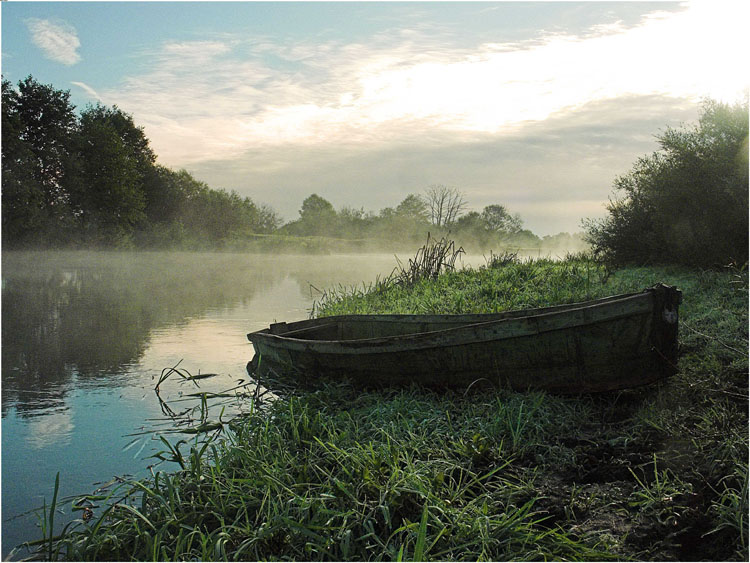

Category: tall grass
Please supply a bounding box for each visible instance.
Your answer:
[31,386,619,561]
[391,233,465,285]
[316,252,611,316]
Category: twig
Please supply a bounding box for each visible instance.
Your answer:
[682,321,746,355]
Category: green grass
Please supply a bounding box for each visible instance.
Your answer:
[28,255,748,561]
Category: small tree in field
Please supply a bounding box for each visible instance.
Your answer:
[585,99,748,268]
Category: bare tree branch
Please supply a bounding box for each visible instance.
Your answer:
[422,185,467,228]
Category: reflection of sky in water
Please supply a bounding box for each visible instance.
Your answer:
[1,252,501,558]
[142,276,313,376]
[24,409,75,449]
[1,252,404,558]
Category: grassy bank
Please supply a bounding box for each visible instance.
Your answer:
[28,255,747,561]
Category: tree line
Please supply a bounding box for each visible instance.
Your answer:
[2,76,279,248]
[3,76,567,251]
[279,187,546,249]
[4,76,744,263]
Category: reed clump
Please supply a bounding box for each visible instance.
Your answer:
[391,233,465,286]
[27,255,748,561]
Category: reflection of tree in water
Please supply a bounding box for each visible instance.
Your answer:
[1,251,284,416]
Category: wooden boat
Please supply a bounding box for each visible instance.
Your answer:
[247,284,682,393]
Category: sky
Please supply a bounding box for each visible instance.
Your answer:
[1,1,747,235]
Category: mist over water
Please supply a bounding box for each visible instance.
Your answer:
[0,248,572,556]
[0,251,395,557]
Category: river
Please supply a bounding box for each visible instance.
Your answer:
[3,250,449,557]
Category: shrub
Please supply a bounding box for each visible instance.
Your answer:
[585,99,748,268]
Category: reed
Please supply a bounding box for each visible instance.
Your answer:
[391,233,465,286]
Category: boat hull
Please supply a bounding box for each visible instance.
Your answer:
[247,284,681,393]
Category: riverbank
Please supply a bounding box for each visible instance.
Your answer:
[24,256,747,561]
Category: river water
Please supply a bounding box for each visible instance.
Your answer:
[2,250,444,557]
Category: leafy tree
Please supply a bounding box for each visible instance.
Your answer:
[2,77,78,243]
[585,99,748,267]
[130,165,278,246]
[71,105,148,241]
[300,193,335,220]
[453,210,490,246]
[368,194,430,241]
[378,207,396,220]
[256,203,282,234]
[453,206,532,249]
[14,77,78,211]
[2,79,44,242]
[395,194,429,222]
[453,211,484,233]
[294,193,337,236]
[141,166,194,225]
[481,204,523,234]
[2,75,282,248]
[337,206,374,238]
[171,175,265,244]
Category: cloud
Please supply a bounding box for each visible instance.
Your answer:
[103,1,747,169]
[72,81,101,102]
[92,2,745,234]
[26,18,81,65]
[187,95,699,235]
[26,409,74,449]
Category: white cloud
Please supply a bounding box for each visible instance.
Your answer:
[104,1,747,169]
[26,410,74,449]
[86,2,745,234]
[186,95,699,234]
[72,81,101,102]
[26,18,81,66]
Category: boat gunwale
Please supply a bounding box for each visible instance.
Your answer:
[248,290,656,354]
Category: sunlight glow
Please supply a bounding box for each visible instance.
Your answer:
[100,2,747,165]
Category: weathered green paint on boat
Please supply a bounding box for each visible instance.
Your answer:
[247,284,682,393]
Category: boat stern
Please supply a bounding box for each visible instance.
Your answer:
[647,283,682,375]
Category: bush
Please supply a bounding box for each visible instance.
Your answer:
[585,99,748,268]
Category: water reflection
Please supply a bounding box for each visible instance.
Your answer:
[1,252,286,416]
[1,250,402,558]
[24,409,75,449]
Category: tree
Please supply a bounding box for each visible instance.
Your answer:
[454,211,483,231]
[256,203,281,234]
[395,194,428,222]
[2,77,78,243]
[422,185,467,228]
[337,206,375,238]
[14,77,78,211]
[453,211,489,245]
[585,99,748,267]
[2,75,283,248]
[367,194,430,242]
[71,106,148,241]
[481,204,523,234]
[140,166,191,225]
[378,207,396,220]
[296,194,337,235]
[300,193,335,220]
[2,79,44,242]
